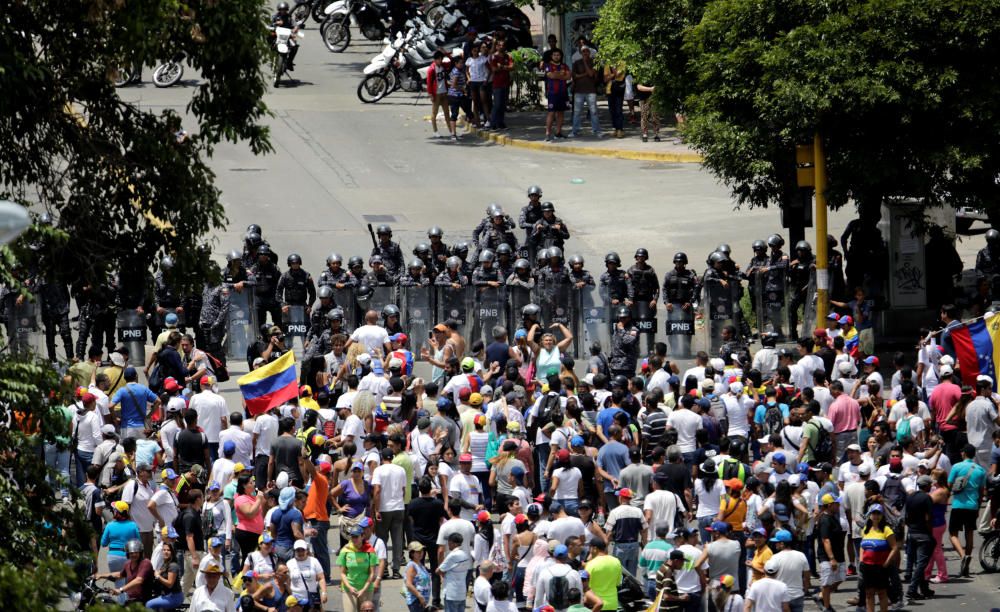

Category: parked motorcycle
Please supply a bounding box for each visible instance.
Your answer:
[423,0,531,48]
[270,26,304,87]
[357,30,428,103]
[320,0,388,52]
[152,52,186,88]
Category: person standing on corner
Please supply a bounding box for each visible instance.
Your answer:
[489,39,513,131]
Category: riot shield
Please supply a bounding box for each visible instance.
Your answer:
[664,302,695,359]
[579,285,611,354]
[283,305,308,353]
[226,284,256,360]
[331,286,357,331]
[436,285,474,343]
[4,293,42,356]
[400,286,434,361]
[701,280,734,356]
[796,268,818,341]
[506,285,535,334]
[116,309,147,366]
[358,286,396,326]
[633,299,658,356]
[753,270,790,340]
[538,280,576,354]
[472,286,507,348]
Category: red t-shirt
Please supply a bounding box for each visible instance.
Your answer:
[120,558,154,602]
[491,53,512,88]
[929,380,961,431]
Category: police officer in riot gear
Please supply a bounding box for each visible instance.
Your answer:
[452,241,474,279]
[703,251,734,344]
[600,252,629,306]
[153,256,184,337]
[400,259,432,287]
[276,253,317,316]
[427,227,450,272]
[363,255,396,287]
[372,225,405,277]
[200,263,231,360]
[413,243,437,273]
[479,208,519,253]
[531,202,570,251]
[534,247,551,276]
[626,248,659,310]
[519,185,544,254]
[538,247,571,294]
[609,305,639,377]
[435,256,469,287]
[761,233,789,337]
[975,229,1000,298]
[568,255,595,289]
[307,285,337,345]
[520,303,542,337]
[745,240,768,294]
[251,244,282,327]
[787,241,815,340]
[472,249,503,289]
[73,274,116,360]
[382,304,403,335]
[347,256,366,285]
[716,243,749,341]
[225,250,249,289]
[308,308,351,362]
[242,231,263,270]
[318,253,355,290]
[661,252,697,354]
[33,271,73,363]
[496,243,515,279]
[473,203,515,245]
[506,258,536,289]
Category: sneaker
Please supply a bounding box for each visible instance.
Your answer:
[544,135,552,142]
[555,132,567,139]
[960,555,972,576]
[889,601,905,610]
[450,135,458,141]
[846,565,857,577]
[595,132,605,138]
[929,577,946,584]
[641,135,648,142]
[654,135,661,142]
[568,132,579,138]
[432,132,442,139]
[391,570,403,580]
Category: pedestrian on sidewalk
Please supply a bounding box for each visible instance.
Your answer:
[603,63,626,138]
[426,52,451,139]
[489,39,513,131]
[543,49,570,141]
[635,83,660,142]
[570,47,601,138]
[468,43,491,127]
[447,54,472,141]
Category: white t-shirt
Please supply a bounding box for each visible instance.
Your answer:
[643,489,679,540]
[341,414,366,457]
[812,386,834,417]
[336,390,358,411]
[359,372,391,406]
[350,324,390,355]
[372,463,407,511]
[438,518,476,557]
[487,600,519,612]
[695,478,725,518]
[252,413,279,457]
[190,390,227,443]
[894,413,925,440]
[682,366,706,384]
[667,409,703,453]
[219,426,253,466]
[722,394,750,437]
[409,430,436,477]
[552,467,582,500]
[546,516,586,544]
[533,562,583,609]
[769,549,809,598]
[836,460,874,485]
[88,387,111,418]
[746,577,791,610]
[195,553,227,588]
[72,410,104,453]
[918,343,940,395]
[887,401,931,424]
[675,544,706,593]
[210,458,236,491]
[159,419,181,463]
[474,575,493,611]
[449,472,482,520]
[150,486,179,530]
[966,397,999,449]
[287,556,324,599]
[121,479,156,532]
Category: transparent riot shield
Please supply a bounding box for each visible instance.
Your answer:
[116,309,147,366]
[796,268,818,341]
[700,280,734,356]
[753,270,790,340]
[472,286,507,348]
[538,279,576,353]
[4,294,42,356]
[633,299,658,356]
[283,305,308,353]
[436,285,474,343]
[664,302,695,359]
[226,284,256,360]
[579,285,611,354]
[331,287,357,331]
[359,287,397,325]
[400,286,434,361]
[506,285,535,334]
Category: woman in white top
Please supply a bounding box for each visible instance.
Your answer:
[694,460,725,544]
[527,323,574,380]
[72,395,104,484]
[203,481,233,547]
[287,540,327,606]
[466,42,492,126]
[548,453,583,516]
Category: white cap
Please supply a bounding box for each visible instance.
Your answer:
[710,358,725,370]
[867,376,880,384]
[293,539,309,550]
[582,373,595,386]
[788,474,801,487]
[729,381,744,394]
[838,361,855,374]
[977,374,994,385]
[939,364,954,376]
[356,352,371,364]
[939,355,955,366]
[859,463,872,475]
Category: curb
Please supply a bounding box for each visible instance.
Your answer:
[474,128,704,163]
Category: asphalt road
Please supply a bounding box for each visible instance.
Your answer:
[97,26,1000,612]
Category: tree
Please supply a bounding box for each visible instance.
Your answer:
[1,0,274,293]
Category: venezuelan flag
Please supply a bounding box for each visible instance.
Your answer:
[947,317,999,390]
[237,351,298,416]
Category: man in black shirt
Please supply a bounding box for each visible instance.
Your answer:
[408,477,449,607]
[174,410,210,473]
[904,475,936,601]
[269,416,304,487]
[177,489,206,593]
[655,445,694,512]
[817,493,846,610]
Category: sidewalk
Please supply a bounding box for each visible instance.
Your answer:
[474,107,703,163]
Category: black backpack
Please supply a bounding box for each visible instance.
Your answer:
[548,569,570,609]
[530,393,562,441]
[762,403,784,436]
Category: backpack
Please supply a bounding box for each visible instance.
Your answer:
[205,351,229,383]
[895,415,914,442]
[881,475,906,514]
[951,464,971,493]
[763,403,784,436]
[202,503,219,539]
[807,418,833,462]
[719,458,745,483]
[536,393,562,430]
[548,568,571,610]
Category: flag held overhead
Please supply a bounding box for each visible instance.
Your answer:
[237,351,298,416]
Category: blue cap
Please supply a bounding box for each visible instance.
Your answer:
[510,465,525,476]
[526,503,541,515]
[161,468,179,480]
[752,527,767,537]
[554,544,569,557]
[667,375,680,385]
[570,435,585,447]
[223,440,236,454]
[826,313,839,321]
[351,461,364,471]
[165,313,178,325]
[514,329,528,339]
[769,529,793,543]
[207,480,222,491]
[348,524,364,537]
[867,503,884,515]
[774,503,791,520]
[437,396,452,409]
[261,533,274,544]
[708,521,730,534]
[124,366,137,379]
[798,462,810,474]
[549,502,563,514]
[163,525,179,539]
[579,570,589,580]
[359,517,373,528]
[838,315,850,325]
[210,536,224,548]
[697,398,710,409]
[772,452,786,464]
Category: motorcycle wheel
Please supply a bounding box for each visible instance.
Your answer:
[323,19,351,52]
[980,532,1000,573]
[311,0,326,23]
[152,62,183,88]
[112,66,133,87]
[291,1,311,27]
[384,67,399,92]
[274,56,286,88]
[425,5,447,29]
[357,73,390,103]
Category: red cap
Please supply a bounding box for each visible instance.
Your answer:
[813,328,827,337]
[164,378,181,392]
[476,510,491,522]
[556,449,570,462]
[459,388,472,400]
[534,493,546,502]
[459,453,473,463]
[199,375,212,387]
[81,392,97,404]
[299,385,313,396]
[514,513,528,525]
[317,461,332,474]
[395,333,408,344]
[616,487,634,498]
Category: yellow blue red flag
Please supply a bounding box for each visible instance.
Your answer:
[237,351,298,416]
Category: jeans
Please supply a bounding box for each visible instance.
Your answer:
[490,86,509,129]
[44,443,71,497]
[375,509,405,572]
[513,565,527,604]
[572,93,600,135]
[76,449,94,487]
[108,554,126,573]
[906,533,934,596]
[698,515,714,545]
[558,498,580,517]
[275,544,294,564]
[615,541,641,577]
[535,444,551,493]
[408,601,429,612]
[207,441,219,463]
[607,92,625,130]
[645,578,657,599]
[145,591,185,609]
[310,519,331,580]
[682,592,701,612]
[475,472,492,511]
[788,596,804,612]
[444,599,465,612]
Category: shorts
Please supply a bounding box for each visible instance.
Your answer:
[860,563,890,589]
[819,560,845,586]
[448,96,467,121]
[432,93,448,108]
[949,507,979,535]
[547,93,568,112]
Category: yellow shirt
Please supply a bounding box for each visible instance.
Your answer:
[719,494,747,531]
[750,543,773,582]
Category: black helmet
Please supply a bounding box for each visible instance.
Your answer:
[257,244,271,256]
[514,258,531,271]
[287,253,302,266]
[605,252,621,266]
[634,248,649,259]
[369,254,383,266]
[356,283,373,299]
[568,254,584,266]
[616,305,631,319]
[496,243,513,256]
[730,439,745,457]
[348,255,364,268]
[715,244,732,256]
[478,249,496,263]
[987,229,1000,245]
[226,249,242,263]
[160,256,175,271]
[376,224,392,236]
[540,201,555,212]
[244,231,262,248]
[453,241,469,257]
[611,374,629,389]
[246,223,262,235]
[317,286,334,299]
[413,243,430,256]
[795,240,812,253]
[277,1,289,10]
[446,256,461,269]
[536,248,551,265]
[428,226,444,238]
[827,234,838,248]
[548,246,563,260]
[326,252,343,265]
[752,239,766,251]
[673,252,688,264]
[522,304,541,318]
[767,233,785,248]
[527,185,543,197]
[409,258,425,270]
[709,251,727,265]
[382,304,400,318]
[326,308,344,322]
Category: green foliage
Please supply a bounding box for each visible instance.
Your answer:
[510,47,543,110]
[0,0,274,294]
[529,0,595,14]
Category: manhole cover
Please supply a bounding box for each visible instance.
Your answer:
[363,215,398,223]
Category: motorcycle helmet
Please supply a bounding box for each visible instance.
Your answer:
[540,201,555,212]
[751,239,766,252]
[490,208,506,219]
[605,252,621,266]
[226,249,242,263]
[369,254,383,266]
[673,252,688,265]
[486,202,501,215]
[276,2,289,11]
[708,251,727,265]
[513,258,531,271]
[326,308,344,322]
[548,246,563,260]
[496,243,513,257]
[767,233,785,248]
[160,256,175,271]
[409,258,425,271]
[522,304,541,318]
[125,539,144,555]
[795,240,812,253]
[611,374,630,389]
[413,243,431,257]
[634,248,649,259]
[287,253,302,266]
[446,256,462,270]
[376,224,392,236]
[382,304,400,318]
[356,283,373,299]
[428,226,444,238]
[568,254,584,267]
[478,249,496,263]
[535,248,551,267]
[326,252,343,265]
[527,185,543,197]
[317,286,334,300]
[348,255,364,269]
[257,244,271,256]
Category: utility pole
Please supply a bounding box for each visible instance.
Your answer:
[813,133,829,323]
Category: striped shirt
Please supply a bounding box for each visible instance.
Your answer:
[605,503,647,543]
